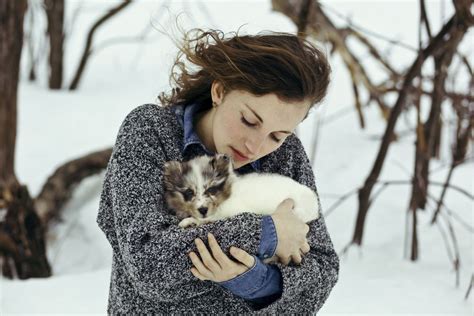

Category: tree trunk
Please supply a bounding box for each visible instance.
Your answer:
[0,0,51,279]
[0,0,24,182]
[45,0,64,89]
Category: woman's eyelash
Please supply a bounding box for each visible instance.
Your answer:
[240,117,281,142]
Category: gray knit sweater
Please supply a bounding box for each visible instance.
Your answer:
[97,103,339,314]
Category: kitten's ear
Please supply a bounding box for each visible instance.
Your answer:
[164,161,182,174]
[212,154,233,175]
[163,161,183,190]
[224,154,235,169]
[216,153,233,166]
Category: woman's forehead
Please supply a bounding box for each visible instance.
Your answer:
[237,91,310,125]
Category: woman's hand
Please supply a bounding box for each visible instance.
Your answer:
[189,233,255,282]
[271,198,311,265]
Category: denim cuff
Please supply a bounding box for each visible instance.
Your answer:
[217,256,268,299]
[257,216,278,260]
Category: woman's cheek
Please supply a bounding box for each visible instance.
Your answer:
[223,118,242,142]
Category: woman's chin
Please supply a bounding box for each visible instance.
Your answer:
[231,159,244,169]
[232,162,242,169]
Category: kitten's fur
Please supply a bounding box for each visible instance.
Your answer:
[163,154,320,228]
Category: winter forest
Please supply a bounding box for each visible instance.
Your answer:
[0,0,473,314]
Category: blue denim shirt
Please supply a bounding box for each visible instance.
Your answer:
[172,102,281,305]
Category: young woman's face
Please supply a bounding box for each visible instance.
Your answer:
[202,82,310,169]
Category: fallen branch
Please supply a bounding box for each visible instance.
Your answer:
[35,148,112,226]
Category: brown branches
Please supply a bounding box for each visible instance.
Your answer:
[405,1,466,260]
[273,0,472,135]
[419,0,433,39]
[296,0,312,38]
[273,0,394,128]
[465,274,474,300]
[426,192,461,287]
[352,2,472,251]
[431,102,473,224]
[69,0,133,90]
[274,1,472,262]
[275,0,471,296]
[338,178,471,276]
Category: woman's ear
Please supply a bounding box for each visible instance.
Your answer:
[211,80,226,104]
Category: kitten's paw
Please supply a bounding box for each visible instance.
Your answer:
[179,217,200,228]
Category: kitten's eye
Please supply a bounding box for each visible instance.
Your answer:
[206,186,220,195]
[182,188,194,201]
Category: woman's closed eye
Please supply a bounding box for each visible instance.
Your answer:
[240,116,257,127]
[240,116,281,142]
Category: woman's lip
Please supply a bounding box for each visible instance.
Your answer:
[231,147,249,161]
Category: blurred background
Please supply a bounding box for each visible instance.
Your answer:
[1,0,473,314]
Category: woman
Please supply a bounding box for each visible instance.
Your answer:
[97,29,339,314]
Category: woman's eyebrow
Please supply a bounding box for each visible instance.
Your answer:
[244,102,292,134]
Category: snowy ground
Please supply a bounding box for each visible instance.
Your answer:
[2,0,473,315]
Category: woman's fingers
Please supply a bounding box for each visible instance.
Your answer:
[190,267,207,281]
[190,235,256,283]
[189,252,212,278]
[194,238,221,271]
[291,253,302,265]
[207,233,232,267]
[301,240,311,254]
[279,256,291,266]
[229,247,255,268]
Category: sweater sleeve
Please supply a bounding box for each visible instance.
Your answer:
[252,135,340,314]
[97,106,265,303]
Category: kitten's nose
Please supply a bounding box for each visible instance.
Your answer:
[198,207,208,217]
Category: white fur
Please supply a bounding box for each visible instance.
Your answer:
[178,171,320,227]
[214,173,320,222]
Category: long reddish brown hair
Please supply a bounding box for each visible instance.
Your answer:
[158,28,331,115]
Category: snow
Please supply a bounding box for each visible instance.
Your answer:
[2,0,473,315]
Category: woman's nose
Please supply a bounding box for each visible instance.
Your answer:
[245,135,265,157]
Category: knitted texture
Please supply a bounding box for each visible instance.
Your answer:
[97,104,339,314]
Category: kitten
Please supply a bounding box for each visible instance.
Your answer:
[163,154,320,228]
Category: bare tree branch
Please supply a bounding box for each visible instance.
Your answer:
[69,0,133,90]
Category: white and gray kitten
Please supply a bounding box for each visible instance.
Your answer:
[163,154,320,228]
